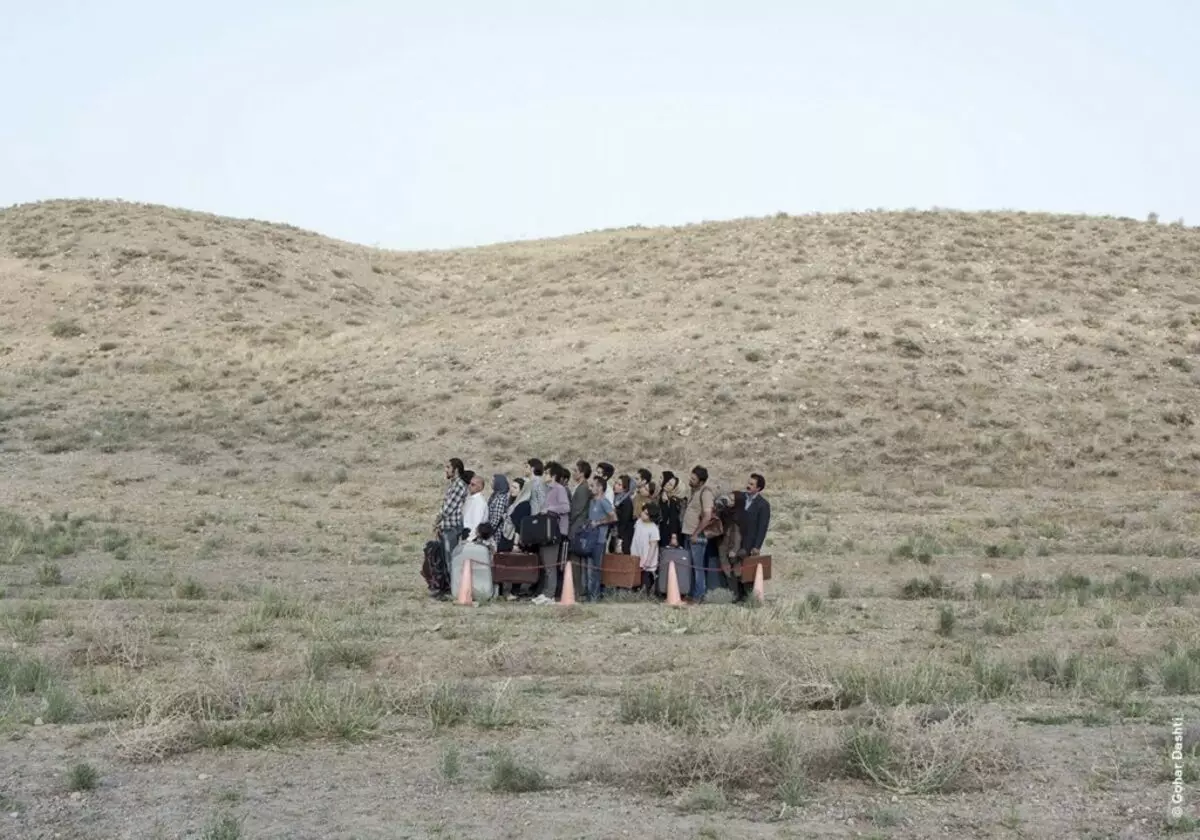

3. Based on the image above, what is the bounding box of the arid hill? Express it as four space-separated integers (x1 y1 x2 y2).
2 199 1197 496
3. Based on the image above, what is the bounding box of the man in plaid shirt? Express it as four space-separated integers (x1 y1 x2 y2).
434 457 469 559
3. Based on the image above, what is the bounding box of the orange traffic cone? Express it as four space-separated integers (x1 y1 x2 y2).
559 560 576 606
665 559 683 607
456 557 474 606
752 560 765 603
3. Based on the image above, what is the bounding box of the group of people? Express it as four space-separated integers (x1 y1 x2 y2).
423 456 771 605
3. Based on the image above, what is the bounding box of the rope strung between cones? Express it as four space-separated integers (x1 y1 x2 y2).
453 554 763 607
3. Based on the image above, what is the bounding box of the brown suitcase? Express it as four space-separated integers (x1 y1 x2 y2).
602 553 641 589
492 551 540 585
740 554 772 583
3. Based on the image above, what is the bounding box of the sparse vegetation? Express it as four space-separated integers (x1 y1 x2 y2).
842 706 1012 794
36 563 63 586
199 811 245 840
677 783 728 813
440 742 461 781
936 604 956 636
488 749 549 793
176 578 206 600
48 318 85 338
66 762 99 792
900 576 957 600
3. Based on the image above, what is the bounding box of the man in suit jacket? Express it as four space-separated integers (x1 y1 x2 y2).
559 460 593 599
734 473 771 600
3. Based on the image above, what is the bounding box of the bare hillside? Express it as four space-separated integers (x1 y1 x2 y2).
2 199 1198 492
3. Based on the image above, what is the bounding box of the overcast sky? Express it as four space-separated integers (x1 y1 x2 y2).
2 1 1196 250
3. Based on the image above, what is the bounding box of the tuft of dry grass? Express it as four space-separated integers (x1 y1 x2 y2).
115 714 201 763
841 705 1015 794
578 721 843 796
67 614 152 670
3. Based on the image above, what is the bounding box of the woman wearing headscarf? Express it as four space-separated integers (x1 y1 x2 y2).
656 471 684 548
498 477 529 599
505 477 528 541
489 474 512 550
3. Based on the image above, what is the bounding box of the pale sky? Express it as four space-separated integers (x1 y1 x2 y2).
2 1 1197 250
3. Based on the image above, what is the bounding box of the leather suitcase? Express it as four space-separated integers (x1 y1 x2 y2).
740 554 772 582
520 514 558 546
492 551 540 585
656 547 692 596
602 553 641 589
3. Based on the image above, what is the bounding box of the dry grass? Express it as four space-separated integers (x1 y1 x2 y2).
0 199 1198 836
841 704 1015 794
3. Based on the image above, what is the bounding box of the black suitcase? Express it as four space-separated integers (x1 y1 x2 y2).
520 513 559 546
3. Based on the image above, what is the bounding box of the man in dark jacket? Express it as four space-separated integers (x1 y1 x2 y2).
734 473 772 601
559 460 592 598
568 460 593 537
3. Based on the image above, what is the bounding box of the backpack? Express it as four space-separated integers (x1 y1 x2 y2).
569 524 601 557
421 539 449 594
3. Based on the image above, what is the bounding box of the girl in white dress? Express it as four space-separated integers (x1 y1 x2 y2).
631 502 661 595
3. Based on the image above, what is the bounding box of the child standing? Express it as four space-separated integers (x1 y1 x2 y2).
631 502 661 595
